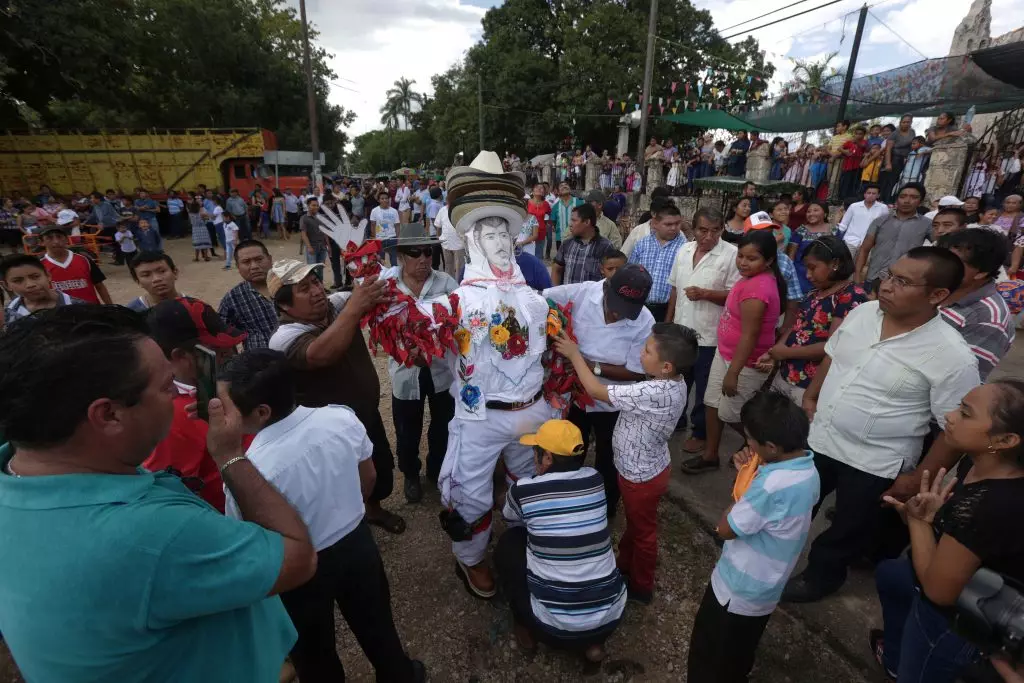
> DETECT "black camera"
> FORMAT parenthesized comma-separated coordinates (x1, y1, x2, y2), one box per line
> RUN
(956, 568, 1024, 662)
(439, 508, 475, 542)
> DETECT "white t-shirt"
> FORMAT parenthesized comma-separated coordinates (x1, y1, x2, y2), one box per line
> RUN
(224, 220, 239, 244)
(115, 229, 137, 253)
(395, 186, 411, 212)
(435, 205, 461, 251)
(212, 205, 225, 225)
(838, 200, 889, 248)
(369, 206, 399, 240)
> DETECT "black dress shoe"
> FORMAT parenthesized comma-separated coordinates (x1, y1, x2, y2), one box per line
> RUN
(411, 659, 427, 682)
(404, 476, 423, 503)
(780, 573, 834, 604)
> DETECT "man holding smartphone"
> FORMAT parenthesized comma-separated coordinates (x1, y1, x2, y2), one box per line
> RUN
(145, 296, 249, 512)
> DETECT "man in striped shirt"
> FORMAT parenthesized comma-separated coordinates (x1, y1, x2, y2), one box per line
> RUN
(495, 419, 626, 662)
(936, 229, 1014, 380)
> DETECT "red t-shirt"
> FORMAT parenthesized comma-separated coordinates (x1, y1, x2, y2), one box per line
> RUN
(841, 139, 867, 173)
(526, 199, 549, 241)
(41, 252, 105, 304)
(144, 387, 254, 513)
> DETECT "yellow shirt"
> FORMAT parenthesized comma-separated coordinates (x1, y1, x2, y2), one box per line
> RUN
(861, 158, 881, 182)
(829, 132, 852, 153)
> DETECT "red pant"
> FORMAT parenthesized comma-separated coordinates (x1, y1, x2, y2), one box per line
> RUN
(616, 467, 670, 593)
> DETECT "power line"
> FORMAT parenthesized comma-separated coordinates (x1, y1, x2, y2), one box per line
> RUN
(481, 103, 623, 118)
(721, 0, 849, 40)
(868, 9, 929, 60)
(654, 35, 772, 77)
(720, 0, 820, 32)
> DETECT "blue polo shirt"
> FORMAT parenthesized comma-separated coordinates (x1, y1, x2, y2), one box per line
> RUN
(0, 443, 296, 683)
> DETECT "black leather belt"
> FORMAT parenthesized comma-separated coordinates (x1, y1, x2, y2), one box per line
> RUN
(485, 389, 544, 411)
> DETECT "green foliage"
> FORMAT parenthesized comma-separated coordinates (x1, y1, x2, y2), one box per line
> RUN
(415, 0, 774, 160)
(0, 0, 353, 164)
(348, 128, 439, 175)
(381, 78, 424, 131)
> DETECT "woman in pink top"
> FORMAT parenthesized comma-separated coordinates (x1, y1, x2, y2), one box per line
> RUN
(681, 230, 785, 474)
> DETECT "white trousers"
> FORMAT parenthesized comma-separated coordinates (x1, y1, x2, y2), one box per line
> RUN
(439, 398, 556, 565)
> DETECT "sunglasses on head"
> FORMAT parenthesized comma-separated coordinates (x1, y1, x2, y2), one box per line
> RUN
(399, 247, 432, 258)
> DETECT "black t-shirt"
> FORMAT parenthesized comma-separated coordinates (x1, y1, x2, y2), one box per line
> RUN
(930, 457, 1024, 588)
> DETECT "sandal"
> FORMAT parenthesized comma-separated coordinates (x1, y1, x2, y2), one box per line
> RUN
(365, 509, 406, 535)
(680, 454, 720, 475)
(869, 629, 897, 681)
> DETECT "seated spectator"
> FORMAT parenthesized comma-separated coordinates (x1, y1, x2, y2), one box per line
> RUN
(145, 297, 248, 512)
(872, 380, 1024, 683)
(221, 350, 426, 682)
(936, 228, 1013, 380)
(783, 248, 980, 603)
(758, 236, 868, 406)
(495, 419, 626, 663)
(1, 254, 85, 327)
(687, 391, 819, 683)
(0, 305, 315, 682)
(126, 252, 183, 312)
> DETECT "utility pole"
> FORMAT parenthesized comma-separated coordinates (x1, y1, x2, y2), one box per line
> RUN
(298, 0, 321, 188)
(836, 4, 868, 125)
(636, 0, 659, 173)
(477, 72, 485, 153)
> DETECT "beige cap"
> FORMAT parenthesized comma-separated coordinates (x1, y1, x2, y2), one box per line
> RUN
(266, 259, 323, 298)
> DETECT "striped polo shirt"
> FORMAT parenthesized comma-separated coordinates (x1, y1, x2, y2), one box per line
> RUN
(503, 467, 626, 638)
(939, 281, 1014, 381)
(711, 452, 820, 617)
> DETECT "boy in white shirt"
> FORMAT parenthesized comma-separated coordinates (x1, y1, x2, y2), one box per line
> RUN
(369, 191, 400, 266)
(114, 222, 137, 266)
(555, 321, 698, 604)
(222, 218, 240, 270)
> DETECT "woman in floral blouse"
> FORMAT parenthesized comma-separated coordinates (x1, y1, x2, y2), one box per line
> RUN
(756, 234, 867, 405)
(787, 201, 839, 292)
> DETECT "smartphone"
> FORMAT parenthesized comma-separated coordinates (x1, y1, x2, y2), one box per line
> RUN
(193, 344, 218, 421)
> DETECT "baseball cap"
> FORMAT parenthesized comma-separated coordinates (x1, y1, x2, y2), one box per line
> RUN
(266, 259, 324, 298)
(519, 420, 585, 456)
(604, 263, 652, 321)
(743, 211, 774, 232)
(148, 296, 247, 351)
(937, 195, 965, 208)
(39, 224, 69, 237)
(585, 190, 605, 204)
(56, 209, 78, 226)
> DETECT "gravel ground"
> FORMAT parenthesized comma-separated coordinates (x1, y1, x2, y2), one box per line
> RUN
(0, 238, 870, 682)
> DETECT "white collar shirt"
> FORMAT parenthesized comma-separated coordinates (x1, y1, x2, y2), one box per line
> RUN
(224, 405, 372, 551)
(808, 302, 980, 479)
(838, 200, 890, 248)
(543, 280, 654, 412)
(435, 205, 462, 252)
(668, 239, 741, 347)
(621, 220, 651, 258)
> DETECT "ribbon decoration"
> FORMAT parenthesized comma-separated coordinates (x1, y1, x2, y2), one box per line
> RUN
(658, 96, 663, 106)
(671, 106, 678, 114)
(697, 82, 703, 98)
(607, 99, 613, 111)
(620, 101, 626, 112)
(747, 75, 753, 84)
(671, 81, 678, 93)
(634, 103, 640, 111)
(542, 300, 594, 413)
(711, 86, 719, 97)
(659, 105, 665, 114)
(647, 104, 652, 114)
(361, 281, 461, 369)
(685, 82, 691, 96)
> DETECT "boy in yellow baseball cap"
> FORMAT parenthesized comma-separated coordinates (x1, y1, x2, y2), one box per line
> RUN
(494, 419, 626, 663)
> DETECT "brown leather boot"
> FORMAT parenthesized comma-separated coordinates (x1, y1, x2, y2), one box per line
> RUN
(455, 559, 496, 599)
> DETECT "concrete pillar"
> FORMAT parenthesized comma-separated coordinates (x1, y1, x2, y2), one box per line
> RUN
(585, 159, 601, 192)
(540, 163, 552, 186)
(616, 122, 630, 159)
(645, 159, 663, 196)
(924, 135, 976, 204)
(746, 143, 770, 184)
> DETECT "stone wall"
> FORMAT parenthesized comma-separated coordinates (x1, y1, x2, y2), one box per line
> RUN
(746, 143, 771, 184)
(924, 135, 975, 202)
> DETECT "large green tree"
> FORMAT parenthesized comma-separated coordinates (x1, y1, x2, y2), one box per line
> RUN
(417, 0, 774, 162)
(0, 0, 354, 164)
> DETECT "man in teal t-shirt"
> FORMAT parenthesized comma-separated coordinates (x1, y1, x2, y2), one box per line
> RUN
(0, 305, 317, 683)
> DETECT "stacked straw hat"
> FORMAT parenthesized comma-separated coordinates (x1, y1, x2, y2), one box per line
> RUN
(445, 151, 527, 236)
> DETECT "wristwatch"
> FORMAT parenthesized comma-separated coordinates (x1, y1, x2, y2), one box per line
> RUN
(593, 362, 602, 377)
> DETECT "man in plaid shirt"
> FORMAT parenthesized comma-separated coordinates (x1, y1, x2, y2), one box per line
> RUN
(218, 240, 278, 350)
(551, 203, 614, 285)
(628, 203, 687, 321)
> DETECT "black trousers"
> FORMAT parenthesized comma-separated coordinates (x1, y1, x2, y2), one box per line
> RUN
(206, 221, 219, 249)
(392, 367, 455, 482)
(803, 450, 895, 592)
(362, 408, 395, 504)
(681, 345, 717, 438)
(494, 526, 615, 650)
(328, 240, 345, 288)
(645, 302, 669, 323)
(286, 211, 300, 233)
(687, 582, 771, 683)
(279, 521, 416, 683)
(567, 406, 620, 518)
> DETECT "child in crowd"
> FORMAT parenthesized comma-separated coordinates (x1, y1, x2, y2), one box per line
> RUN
(899, 136, 932, 185)
(860, 142, 883, 188)
(188, 199, 212, 261)
(114, 221, 137, 266)
(687, 390, 820, 683)
(556, 323, 699, 604)
(222, 216, 240, 270)
(0, 254, 84, 326)
(135, 217, 162, 253)
(600, 250, 627, 280)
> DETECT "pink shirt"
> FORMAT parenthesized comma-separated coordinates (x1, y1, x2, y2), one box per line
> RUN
(717, 271, 781, 366)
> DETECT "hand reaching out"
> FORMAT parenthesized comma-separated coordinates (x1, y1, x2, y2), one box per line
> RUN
(553, 332, 581, 361)
(882, 468, 957, 524)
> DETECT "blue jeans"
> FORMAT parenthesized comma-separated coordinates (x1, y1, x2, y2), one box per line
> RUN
(876, 557, 978, 682)
(682, 345, 717, 438)
(305, 245, 328, 266)
(381, 238, 398, 267)
(224, 241, 234, 268)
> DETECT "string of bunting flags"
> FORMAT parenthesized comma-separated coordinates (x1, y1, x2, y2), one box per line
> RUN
(604, 68, 769, 115)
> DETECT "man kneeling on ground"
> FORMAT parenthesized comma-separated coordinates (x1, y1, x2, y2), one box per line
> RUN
(495, 419, 626, 663)
(220, 349, 425, 682)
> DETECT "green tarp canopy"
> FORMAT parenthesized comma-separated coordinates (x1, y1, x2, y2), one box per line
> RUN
(658, 109, 769, 132)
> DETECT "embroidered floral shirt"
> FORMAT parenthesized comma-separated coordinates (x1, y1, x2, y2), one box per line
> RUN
(779, 282, 869, 388)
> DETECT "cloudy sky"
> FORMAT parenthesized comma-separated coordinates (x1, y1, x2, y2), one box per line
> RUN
(298, 0, 1023, 141)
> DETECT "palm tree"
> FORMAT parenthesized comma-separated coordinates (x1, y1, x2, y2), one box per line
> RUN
(379, 99, 401, 130)
(384, 77, 424, 130)
(789, 52, 846, 143)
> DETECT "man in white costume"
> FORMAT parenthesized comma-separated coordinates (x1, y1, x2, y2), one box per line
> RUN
(438, 152, 555, 599)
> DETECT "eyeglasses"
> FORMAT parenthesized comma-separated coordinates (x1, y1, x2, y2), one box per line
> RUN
(878, 269, 928, 289)
(400, 247, 432, 258)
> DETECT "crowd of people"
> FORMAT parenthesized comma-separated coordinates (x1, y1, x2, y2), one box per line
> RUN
(1, 140, 1024, 683)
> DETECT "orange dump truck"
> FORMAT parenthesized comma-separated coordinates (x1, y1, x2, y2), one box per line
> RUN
(0, 128, 313, 198)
